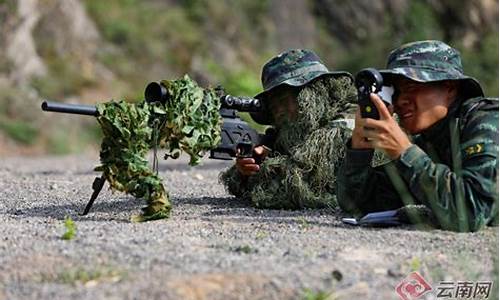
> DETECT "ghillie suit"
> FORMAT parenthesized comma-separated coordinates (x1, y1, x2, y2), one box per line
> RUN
(220, 75, 359, 209)
(95, 75, 221, 221)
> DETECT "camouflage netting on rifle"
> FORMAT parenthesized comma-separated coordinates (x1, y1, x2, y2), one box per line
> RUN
(220, 76, 361, 209)
(95, 75, 221, 221)
(155, 76, 222, 165)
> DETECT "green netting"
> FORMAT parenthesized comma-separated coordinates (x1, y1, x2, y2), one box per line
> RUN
(95, 75, 221, 221)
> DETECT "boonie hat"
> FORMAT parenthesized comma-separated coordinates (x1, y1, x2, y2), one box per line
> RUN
(251, 49, 352, 125)
(378, 40, 483, 98)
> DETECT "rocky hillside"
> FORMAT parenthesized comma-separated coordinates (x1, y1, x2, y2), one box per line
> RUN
(0, 0, 498, 154)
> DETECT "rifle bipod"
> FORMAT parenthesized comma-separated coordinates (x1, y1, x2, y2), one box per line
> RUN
(80, 176, 106, 215)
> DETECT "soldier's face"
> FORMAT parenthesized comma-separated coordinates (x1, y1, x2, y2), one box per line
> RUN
(393, 78, 457, 134)
(269, 89, 299, 126)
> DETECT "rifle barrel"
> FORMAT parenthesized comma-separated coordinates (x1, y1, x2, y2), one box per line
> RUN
(41, 101, 98, 116)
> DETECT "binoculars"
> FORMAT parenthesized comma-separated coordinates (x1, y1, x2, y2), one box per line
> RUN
(354, 68, 394, 119)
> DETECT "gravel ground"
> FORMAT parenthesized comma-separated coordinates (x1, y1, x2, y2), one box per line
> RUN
(0, 153, 498, 300)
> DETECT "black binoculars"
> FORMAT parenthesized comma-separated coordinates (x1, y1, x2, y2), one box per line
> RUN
(354, 68, 394, 120)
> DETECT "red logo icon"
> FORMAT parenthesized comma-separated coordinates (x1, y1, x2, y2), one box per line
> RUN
(395, 271, 433, 300)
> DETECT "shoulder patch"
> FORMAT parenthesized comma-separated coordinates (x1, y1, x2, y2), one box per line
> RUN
(463, 143, 485, 157)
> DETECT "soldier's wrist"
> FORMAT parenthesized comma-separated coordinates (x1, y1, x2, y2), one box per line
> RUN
(345, 139, 374, 166)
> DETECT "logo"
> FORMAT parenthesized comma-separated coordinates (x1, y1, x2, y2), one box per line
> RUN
(395, 272, 432, 300)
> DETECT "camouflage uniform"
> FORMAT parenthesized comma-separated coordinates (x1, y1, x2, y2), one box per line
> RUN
(337, 40, 498, 232)
(221, 49, 357, 209)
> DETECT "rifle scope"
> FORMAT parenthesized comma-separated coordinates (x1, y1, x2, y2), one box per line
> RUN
(220, 95, 262, 112)
(144, 82, 169, 104)
(145, 81, 262, 113)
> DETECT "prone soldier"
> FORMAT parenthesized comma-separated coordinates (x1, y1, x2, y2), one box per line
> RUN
(337, 40, 499, 232)
(221, 49, 357, 209)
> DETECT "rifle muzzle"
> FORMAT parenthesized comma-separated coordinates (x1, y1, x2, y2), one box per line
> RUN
(41, 101, 98, 116)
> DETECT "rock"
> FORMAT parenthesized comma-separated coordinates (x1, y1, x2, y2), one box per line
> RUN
(331, 269, 343, 281)
(5, 0, 47, 84)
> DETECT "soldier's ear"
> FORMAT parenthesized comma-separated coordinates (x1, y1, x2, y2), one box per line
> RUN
(443, 81, 459, 101)
(443, 81, 459, 92)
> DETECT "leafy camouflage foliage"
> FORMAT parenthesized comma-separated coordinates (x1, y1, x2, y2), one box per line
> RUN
(156, 75, 222, 165)
(221, 76, 357, 209)
(95, 75, 221, 221)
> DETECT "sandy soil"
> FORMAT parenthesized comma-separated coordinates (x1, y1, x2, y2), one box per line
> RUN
(0, 154, 497, 300)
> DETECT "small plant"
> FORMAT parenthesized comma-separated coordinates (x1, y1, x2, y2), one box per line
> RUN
(40, 266, 125, 285)
(302, 288, 334, 300)
(61, 216, 77, 240)
(255, 230, 267, 240)
(231, 245, 257, 254)
(409, 257, 421, 272)
(297, 216, 311, 230)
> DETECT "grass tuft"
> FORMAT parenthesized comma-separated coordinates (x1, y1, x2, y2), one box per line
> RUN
(61, 216, 77, 240)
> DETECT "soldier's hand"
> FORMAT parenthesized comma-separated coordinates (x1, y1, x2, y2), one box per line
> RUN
(351, 108, 373, 149)
(235, 146, 269, 176)
(360, 93, 411, 159)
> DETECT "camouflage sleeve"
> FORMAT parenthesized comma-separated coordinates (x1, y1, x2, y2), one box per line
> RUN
(394, 105, 498, 232)
(336, 141, 404, 217)
(220, 126, 279, 198)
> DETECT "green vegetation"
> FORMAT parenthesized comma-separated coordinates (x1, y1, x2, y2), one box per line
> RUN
(297, 216, 311, 230)
(41, 266, 125, 285)
(0, 118, 38, 145)
(460, 32, 499, 96)
(255, 230, 268, 240)
(230, 245, 257, 254)
(401, 1, 442, 41)
(31, 61, 95, 101)
(0, 1, 497, 152)
(409, 257, 422, 272)
(0, 83, 40, 145)
(302, 288, 333, 300)
(83, 0, 268, 96)
(61, 216, 77, 240)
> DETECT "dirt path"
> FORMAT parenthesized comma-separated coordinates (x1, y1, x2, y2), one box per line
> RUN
(0, 154, 497, 300)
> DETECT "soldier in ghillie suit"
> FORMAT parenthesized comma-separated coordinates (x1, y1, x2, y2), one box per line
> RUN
(337, 40, 498, 232)
(220, 49, 357, 209)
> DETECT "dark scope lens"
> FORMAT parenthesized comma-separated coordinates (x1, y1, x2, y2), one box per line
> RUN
(225, 96, 234, 106)
(145, 82, 168, 104)
(355, 68, 383, 92)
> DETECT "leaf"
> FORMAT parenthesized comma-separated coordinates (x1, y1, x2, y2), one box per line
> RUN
(95, 75, 221, 221)
(181, 125, 194, 135)
(152, 105, 166, 115)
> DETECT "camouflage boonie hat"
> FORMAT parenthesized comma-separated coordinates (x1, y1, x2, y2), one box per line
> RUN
(251, 49, 352, 125)
(379, 40, 483, 98)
